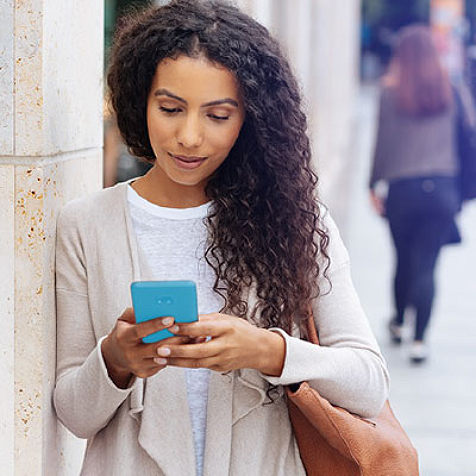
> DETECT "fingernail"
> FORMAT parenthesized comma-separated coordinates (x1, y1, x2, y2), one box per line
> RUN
(157, 347, 171, 357)
(154, 357, 167, 365)
(162, 317, 173, 326)
(170, 325, 179, 333)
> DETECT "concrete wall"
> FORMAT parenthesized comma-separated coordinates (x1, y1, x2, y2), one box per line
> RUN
(0, 1, 103, 474)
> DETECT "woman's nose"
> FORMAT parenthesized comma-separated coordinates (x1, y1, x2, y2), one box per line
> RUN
(176, 115, 204, 149)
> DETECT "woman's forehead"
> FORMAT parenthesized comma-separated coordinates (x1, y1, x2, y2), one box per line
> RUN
(151, 55, 241, 103)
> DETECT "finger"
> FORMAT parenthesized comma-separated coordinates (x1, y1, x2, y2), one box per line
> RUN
(192, 336, 208, 344)
(134, 316, 175, 340)
(166, 356, 219, 370)
(198, 313, 221, 322)
(118, 307, 135, 324)
(137, 336, 191, 359)
(152, 357, 169, 366)
(171, 320, 228, 338)
(160, 335, 193, 346)
(156, 342, 219, 359)
(133, 362, 165, 378)
(163, 314, 219, 337)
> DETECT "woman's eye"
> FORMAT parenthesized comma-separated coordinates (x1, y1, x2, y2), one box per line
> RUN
(159, 107, 229, 121)
(209, 114, 230, 121)
(159, 106, 181, 114)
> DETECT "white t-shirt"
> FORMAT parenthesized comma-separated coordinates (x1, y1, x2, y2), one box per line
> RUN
(128, 185, 224, 476)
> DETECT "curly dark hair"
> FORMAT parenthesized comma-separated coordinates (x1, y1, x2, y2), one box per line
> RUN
(107, 0, 330, 334)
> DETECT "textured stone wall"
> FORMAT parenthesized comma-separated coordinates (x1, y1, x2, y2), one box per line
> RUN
(0, 1, 103, 473)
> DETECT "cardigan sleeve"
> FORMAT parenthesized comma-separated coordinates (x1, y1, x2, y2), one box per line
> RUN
(261, 212, 390, 418)
(53, 204, 138, 439)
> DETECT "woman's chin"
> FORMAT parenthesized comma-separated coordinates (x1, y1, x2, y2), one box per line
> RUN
(166, 173, 207, 188)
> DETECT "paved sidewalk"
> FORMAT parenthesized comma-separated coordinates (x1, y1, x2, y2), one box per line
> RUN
(343, 84, 476, 476)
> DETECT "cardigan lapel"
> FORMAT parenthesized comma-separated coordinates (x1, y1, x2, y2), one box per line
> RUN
(138, 367, 197, 475)
(202, 370, 234, 475)
(202, 369, 271, 475)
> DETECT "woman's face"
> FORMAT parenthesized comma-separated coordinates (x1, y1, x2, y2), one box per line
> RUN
(146, 55, 245, 189)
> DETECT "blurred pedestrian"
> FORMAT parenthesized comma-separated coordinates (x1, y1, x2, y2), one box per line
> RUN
(54, 0, 389, 474)
(369, 24, 466, 364)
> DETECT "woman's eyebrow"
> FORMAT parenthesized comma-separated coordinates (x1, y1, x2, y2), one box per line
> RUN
(153, 88, 239, 108)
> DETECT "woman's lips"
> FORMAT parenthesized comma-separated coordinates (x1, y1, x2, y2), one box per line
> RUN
(169, 153, 207, 170)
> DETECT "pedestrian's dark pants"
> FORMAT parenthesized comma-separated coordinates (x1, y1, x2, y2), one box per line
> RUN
(385, 176, 460, 342)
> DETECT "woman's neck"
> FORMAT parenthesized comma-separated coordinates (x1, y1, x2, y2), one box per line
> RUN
(131, 166, 209, 209)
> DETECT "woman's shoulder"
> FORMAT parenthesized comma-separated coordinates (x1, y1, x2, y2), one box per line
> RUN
(57, 181, 128, 232)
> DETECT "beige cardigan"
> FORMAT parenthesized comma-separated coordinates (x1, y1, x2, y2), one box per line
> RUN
(54, 181, 389, 476)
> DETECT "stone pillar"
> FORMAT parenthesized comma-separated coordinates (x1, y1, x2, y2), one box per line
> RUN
(0, 1, 103, 473)
(310, 0, 361, 229)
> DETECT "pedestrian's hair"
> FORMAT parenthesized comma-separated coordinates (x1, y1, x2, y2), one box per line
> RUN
(107, 0, 330, 333)
(386, 24, 452, 116)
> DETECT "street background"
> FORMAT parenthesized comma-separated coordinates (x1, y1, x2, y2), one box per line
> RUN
(346, 84, 476, 476)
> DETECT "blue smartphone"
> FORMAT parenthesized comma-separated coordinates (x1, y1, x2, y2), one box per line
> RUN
(130, 280, 198, 343)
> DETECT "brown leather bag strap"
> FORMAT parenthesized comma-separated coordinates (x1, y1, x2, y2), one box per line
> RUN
(306, 306, 320, 345)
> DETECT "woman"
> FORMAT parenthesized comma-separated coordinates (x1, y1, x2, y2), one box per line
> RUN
(370, 25, 462, 364)
(54, 1, 389, 474)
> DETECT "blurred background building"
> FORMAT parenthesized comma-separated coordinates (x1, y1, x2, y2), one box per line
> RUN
(362, 0, 476, 87)
(1, 0, 475, 474)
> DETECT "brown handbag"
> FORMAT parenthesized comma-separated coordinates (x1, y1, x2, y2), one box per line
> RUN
(286, 315, 419, 476)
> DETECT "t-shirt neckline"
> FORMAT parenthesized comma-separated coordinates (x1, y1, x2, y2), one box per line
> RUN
(127, 184, 212, 220)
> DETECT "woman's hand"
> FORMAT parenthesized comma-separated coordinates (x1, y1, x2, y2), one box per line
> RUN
(156, 313, 286, 376)
(370, 190, 385, 216)
(101, 307, 192, 388)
